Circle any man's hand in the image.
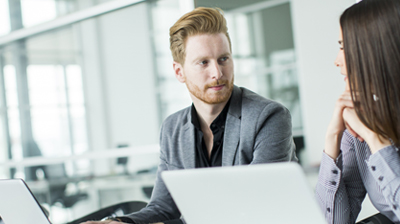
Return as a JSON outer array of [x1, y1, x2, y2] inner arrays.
[[80, 221, 127, 224], [80, 221, 164, 224]]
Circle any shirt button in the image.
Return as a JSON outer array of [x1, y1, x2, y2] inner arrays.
[[371, 166, 376, 171], [378, 176, 384, 181], [393, 205, 397, 210], [327, 208, 331, 212], [330, 181, 337, 186], [332, 170, 338, 174]]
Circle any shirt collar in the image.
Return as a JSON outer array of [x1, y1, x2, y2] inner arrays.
[[191, 96, 232, 131]]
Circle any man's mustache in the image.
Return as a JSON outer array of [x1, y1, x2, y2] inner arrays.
[[205, 80, 229, 89]]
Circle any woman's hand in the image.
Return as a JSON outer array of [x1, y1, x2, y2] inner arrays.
[[342, 107, 391, 154], [325, 90, 354, 159]]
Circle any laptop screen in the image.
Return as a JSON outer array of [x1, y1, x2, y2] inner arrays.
[[0, 179, 51, 224], [162, 162, 326, 224]]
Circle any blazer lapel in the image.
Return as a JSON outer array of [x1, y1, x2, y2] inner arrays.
[[222, 86, 242, 166], [181, 110, 196, 169]]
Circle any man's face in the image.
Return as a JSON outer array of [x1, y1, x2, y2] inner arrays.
[[174, 33, 234, 105]]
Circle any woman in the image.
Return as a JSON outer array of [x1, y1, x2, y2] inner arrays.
[[315, 0, 400, 223]]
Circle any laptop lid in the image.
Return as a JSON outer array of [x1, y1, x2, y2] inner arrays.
[[161, 162, 326, 224], [0, 179, 51, 224]]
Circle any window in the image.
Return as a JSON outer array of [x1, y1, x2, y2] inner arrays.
[[0, 0, 11, 36], [21, 0, 57, 27]]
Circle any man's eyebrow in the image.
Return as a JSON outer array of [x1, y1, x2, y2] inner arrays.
[[219, 52, 231, 58], [191, 56, 208, 63], [191, 53, 231, 63]]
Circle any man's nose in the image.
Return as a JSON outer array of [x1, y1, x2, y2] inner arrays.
[[211, 62, 223, 80]]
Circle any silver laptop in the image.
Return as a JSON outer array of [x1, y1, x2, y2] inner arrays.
[[161, 162, 326, 224], [0, 179, 51, 224]]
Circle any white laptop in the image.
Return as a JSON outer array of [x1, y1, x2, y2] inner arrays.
[[0, 179, 51, 224], [161, 162, 326, 224]]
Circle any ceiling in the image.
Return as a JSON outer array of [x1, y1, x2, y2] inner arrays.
[[195, 0, 270, 11]]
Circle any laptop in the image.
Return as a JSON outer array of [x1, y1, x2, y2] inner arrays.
[[0, 179, 51, 224], [161, 162, 326, 224]]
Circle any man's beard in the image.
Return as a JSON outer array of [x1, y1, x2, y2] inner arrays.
[[186, 77, 234, 104]]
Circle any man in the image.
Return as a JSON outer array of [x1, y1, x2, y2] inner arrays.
[[83, 7, 297, 224]]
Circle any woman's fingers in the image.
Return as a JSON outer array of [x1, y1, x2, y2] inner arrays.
[[343, 107, 367, 142], [345, 121, 364, 142], [338, 91, 354, 106]]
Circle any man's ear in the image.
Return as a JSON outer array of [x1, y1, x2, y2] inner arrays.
[[173, 61, 185, 83]]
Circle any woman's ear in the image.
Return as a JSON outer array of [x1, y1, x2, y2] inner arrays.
[[173, 61, 185, 83]]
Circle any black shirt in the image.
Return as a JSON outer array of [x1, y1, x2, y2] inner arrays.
[[162, 99, 231, 224], [191, 98, 231, 168]]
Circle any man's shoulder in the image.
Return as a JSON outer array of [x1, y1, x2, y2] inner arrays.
[[162, 106, 191, 128], [239, 86, 286, 110]]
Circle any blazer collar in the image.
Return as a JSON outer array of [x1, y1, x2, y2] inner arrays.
[[227, 85, 242, 119], [181, 85, 242, 168], [222, 85, 242, 166], [181, 108, 196, 169]]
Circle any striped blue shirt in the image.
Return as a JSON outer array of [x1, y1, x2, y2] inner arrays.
[[316, 130, 400, 224]]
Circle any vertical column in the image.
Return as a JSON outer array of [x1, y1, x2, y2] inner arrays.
[[0, 51, 12, 178], [8, 0, 42, 180]]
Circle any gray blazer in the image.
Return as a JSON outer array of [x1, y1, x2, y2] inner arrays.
[[126, 86, 297, 224]]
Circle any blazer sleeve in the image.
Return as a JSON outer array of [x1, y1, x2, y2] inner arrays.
[[315, 131, 367, 224], [250, 102, 297, 164], [123, 124, 181, 224]]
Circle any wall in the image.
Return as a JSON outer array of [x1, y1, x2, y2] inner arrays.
[[98, 3, 159, 148], [290, 0, 355, 166], [79, 2, 159, 175]]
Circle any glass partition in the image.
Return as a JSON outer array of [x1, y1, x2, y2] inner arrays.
[[1, 25, 89, 180], [0, 1, 165, 222]]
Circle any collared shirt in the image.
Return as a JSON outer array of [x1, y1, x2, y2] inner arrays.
[[163, 99, 231, 224], [191, 98, 231, 168], [316, 130, 400, 224]]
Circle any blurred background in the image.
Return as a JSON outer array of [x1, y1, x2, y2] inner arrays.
[[0, 0, 373, 223]]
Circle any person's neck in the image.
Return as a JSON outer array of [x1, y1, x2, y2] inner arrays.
[[192, 97, 229, 131]]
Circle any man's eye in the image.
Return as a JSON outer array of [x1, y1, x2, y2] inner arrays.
[[220, 57, 228, 62], [199, 60, 208, 65]]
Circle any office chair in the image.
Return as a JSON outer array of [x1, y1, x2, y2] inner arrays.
[[356, 213, 393, 224]]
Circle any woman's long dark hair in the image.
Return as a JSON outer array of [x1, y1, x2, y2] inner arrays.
[[340, 0, 400, 146]]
